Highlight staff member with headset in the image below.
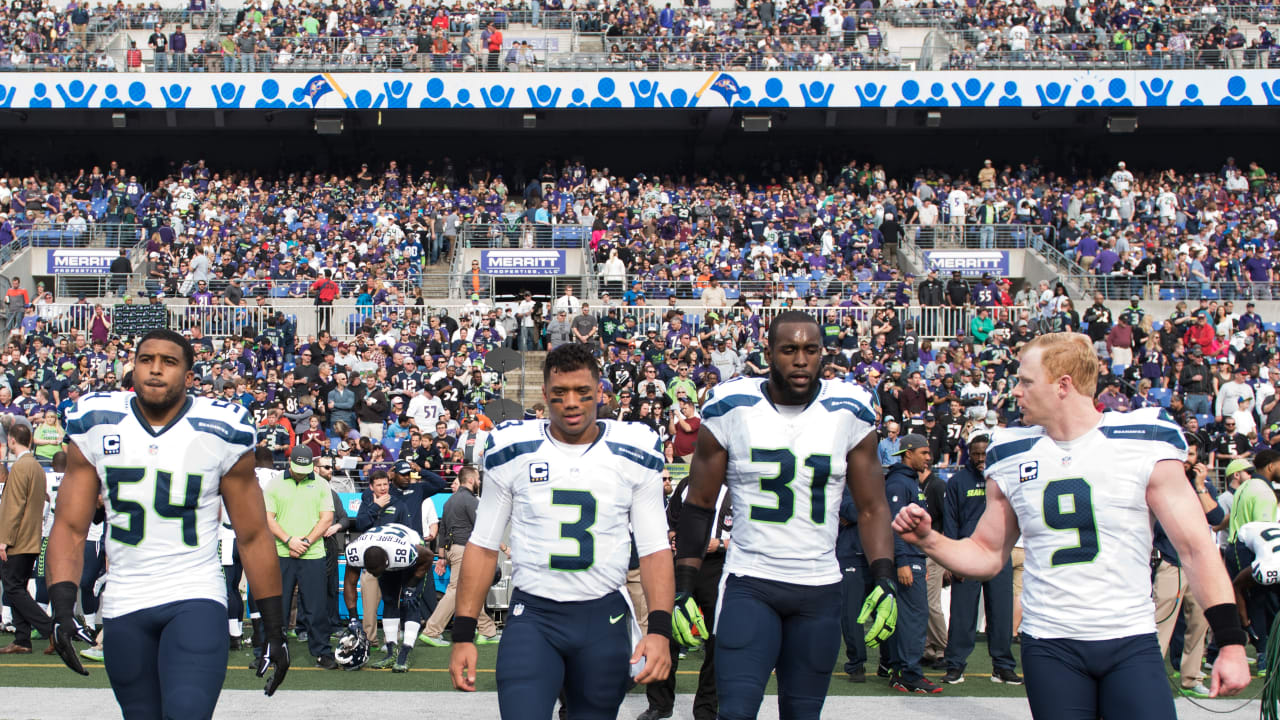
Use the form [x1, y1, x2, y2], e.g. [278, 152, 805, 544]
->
[1152, 435, 1225, 699]
[640, 473, 731, 720]
[940, 431, 1021, 686]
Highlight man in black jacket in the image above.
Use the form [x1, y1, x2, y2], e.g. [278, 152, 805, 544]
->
[354, 372, 390, 442]
[940, 433, 1020, 685]
[918, 269, 946, 337]
[109, 248, 132, 297]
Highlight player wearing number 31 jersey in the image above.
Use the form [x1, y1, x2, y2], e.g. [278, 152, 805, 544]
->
[893, 333, 1249, 720]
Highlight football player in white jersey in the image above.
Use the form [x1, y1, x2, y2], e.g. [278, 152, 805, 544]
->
[45, 329, 290, 718]
[449, 343, 674, 718]
[672, 311, 899, 720]
[893, 332, 1249, 719]
[1230, 521, 1280, 639]
[341, 522, 434, 672]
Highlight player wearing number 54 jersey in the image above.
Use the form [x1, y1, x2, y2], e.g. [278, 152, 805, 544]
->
[45, 330, 290, 720]
[894, 333, 1250, 720]
[673, 312, 900, 720]
[449, 344, 674, 719]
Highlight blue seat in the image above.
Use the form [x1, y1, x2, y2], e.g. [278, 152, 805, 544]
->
[1195, 413, 1214, 429]
[283, 362, 295, 373]
[724, 287, 740, 299]
[1201, 288, 1220, 300]
[1152, 320, 1163, 332]
[1149, 388, 1172, 408]
[1266, 322, 1280, 334]
[1111, 364, 1127, 377]
[1159, 288, 1179, 301]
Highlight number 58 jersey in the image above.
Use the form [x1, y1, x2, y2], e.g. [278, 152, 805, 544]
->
[346, 523, 423, 570]
[700, 379, 878, 586]
[986, 408, 1187, 641]
[65, 392, 257, 619]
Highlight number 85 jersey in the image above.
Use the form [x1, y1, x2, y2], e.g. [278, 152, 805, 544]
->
[701, 379, 877, 586]
[986, 407, 1187, 641]
[65, 391, 257, 619]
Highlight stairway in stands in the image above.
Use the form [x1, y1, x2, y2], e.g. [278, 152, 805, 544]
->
[508, 351, 546, 410]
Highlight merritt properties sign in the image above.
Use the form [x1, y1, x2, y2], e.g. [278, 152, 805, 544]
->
[480, 250, 567, 276]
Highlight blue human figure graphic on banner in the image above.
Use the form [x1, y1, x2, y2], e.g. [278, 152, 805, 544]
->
[592, 77, 622, 107]
[0, 84, 15, 108]
[1221, 75, 1253, 105]
[160, 83, 191, 107]
[800, 80, 834, 106]
[288, 88, 311, 108]
[1075, 85, 1099, 106]
[1181, 84, 1204, 106]
[567, 87, 588, 107]
[1101, 78, 1132, 106]
[383, 80, 411, 108]
[454, 88, 475, 108]
[856, 81, 887, 106]
[30, 83, 52, 107]
[344, 89, 384, 108]
[420, 77, 451, 108]
[758, 77, 789, 106]
[210, 82, 245, 108]
[527, 85, 562, 107]
[924, 82, 949, 106]
[56, 80, 98, 107]
[255, 79, 287, 108]
[895, 80, 925, 106]
[952, 78, 994, 106]
[480, 84, 514, 108]
[998, 81, 1022, 106]
[124, 82, 151, 108]
[629, 79, 659, 107]
[732, 86, 755, 106]
[1262, 79, 1280, 105]
[1034, 82, 1072, 106]
[100, 84, 123, 107]
[1139, 78, 1173, 106]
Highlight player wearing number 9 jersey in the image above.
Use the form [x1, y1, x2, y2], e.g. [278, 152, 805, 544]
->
[893, 332, 1250, 720]
[45, 329, 289, 720]
[673, 311, 899, 720]
[448, 343, 674, 719]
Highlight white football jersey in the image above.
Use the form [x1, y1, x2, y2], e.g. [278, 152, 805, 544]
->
[700, 378, 877, 586]
[345, 523, 423, 571]
[41, 470, 63, 537]
[65, 391, 257, 618]
[1238, 522, 1280, 585]
[986, 407, 1186, 641]
[471, 419, 668, 602]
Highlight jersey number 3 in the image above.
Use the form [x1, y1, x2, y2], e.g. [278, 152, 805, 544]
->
[550, 490, 596, 572]
[750, 448, 831, 524]
[1043, 478, 1099, 566]
[105, 467, 203, 547]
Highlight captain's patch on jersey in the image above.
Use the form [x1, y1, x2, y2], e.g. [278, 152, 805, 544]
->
[529, 462, 549, 483]
[102, 435, 121, 455]
[1018, 461, 1039, 483]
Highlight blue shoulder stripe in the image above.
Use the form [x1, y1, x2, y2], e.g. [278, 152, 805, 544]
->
[65, 410, 127, 437]
[188, 417, 256, 447]
[820, 396, 877, 425]
[1099, 424, 1187, 450]
[702, 394, 761, 420]
[984, 437, 1040, 467]
[606, 441, 666, 473]
[484, 439, 543, 471]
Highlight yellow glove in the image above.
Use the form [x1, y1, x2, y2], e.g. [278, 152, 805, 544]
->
[672, 593, 709, 648]
[857, 578, 898, 648]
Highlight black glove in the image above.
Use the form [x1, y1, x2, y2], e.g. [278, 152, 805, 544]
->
[49, 581, 97, 677]
[254, 595, 290, 697]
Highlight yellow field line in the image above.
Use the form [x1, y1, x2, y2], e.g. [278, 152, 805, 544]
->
[0, 663, 714, 676]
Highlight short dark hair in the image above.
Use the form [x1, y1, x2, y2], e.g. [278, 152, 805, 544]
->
[8, 423, 31, 448]
[364, 546, 389, 575]
[1255, 449, 1280, 472]
[767, 310, 822, 347]
[138, 329, 195, 370]
[543, 343, 601, 383]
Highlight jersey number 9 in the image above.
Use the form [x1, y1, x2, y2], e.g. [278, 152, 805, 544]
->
[1042, 477, 1099, 567]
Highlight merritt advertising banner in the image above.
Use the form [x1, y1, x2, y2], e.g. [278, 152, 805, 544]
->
[481, 250, 567, 276]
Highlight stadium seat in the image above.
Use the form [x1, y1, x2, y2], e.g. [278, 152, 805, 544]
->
[1201, 288, 1220, 300]
[1158, 288, 1179, 301]
[1267, 322, 1280, 335]
[1111, 364, 1126, 377]
[1150, 388, 1172, 407]
[1152, 320, 1163, 331]
[283, 362, 295, 373]
[1195, 414, 1214, 429]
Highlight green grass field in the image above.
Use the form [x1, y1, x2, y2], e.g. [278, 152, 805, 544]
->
[0, 636, 1266, 700]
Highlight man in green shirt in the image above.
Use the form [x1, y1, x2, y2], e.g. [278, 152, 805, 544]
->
[1226, 456, 1277, 543]
[265, 446, 337, 668]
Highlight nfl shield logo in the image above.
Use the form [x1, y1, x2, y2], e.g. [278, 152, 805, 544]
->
[513, 603, 524, 617]
[1061, 456, 1072, 467]
[148, 444, 160, 455]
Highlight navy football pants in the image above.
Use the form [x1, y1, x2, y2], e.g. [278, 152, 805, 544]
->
[496, 588, 633, 720]
[715, 574, 842, 720]
[1021, 632, 1175, 720]
[103, 599, 228, 720]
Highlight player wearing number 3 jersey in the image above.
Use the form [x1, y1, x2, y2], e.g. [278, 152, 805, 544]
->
[46, 329, 289, 720]
[893, 332, 1250, 720]
[673, 312, 899, 720]
[448, 344, 674, 719]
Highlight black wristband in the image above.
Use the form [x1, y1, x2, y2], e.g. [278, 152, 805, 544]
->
[256, 595, 285, 642]
[452, 616, 478, 643]
[49, 581, 79, 623]
[1205, 602, 1248, 647]
[648, 610, 672, 640]
[675, 564, 700, 596]
[869, 558, 896, 581]
[674, 502, 716, 561]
